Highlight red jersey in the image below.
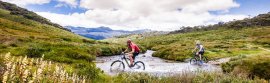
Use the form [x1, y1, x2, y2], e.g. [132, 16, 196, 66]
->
[129, 43, 140, 53]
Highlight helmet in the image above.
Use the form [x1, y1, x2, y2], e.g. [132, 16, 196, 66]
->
[196, 40, 201, 45]
[127, 39, 132, 43]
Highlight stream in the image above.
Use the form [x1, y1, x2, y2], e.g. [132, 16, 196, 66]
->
[95, 50, 223, 76]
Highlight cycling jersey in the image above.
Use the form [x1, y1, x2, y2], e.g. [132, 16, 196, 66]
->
[129, 43, 140, 53]
[196, 44, 204, 52]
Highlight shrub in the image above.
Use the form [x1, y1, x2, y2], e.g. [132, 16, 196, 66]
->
[65, 49, 94, 61]
[82, 39, 96, 44]
[100, 47, 112, 56]
[29, 36, 35, 39]
[221, 54, 270, 80]
[17, 38, 24, 42]
[9, 43, 17, 47]
[26, 45, 48, 58]
[74, 62, 101, 79]
[221, 62, 237, 73]
[0, 44, 7, 49]
[61, 37, 71, 41]
[251, 62, 270, 79]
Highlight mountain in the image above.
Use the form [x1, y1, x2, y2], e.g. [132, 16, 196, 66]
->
[65, 26, 152, 40]
[170, 12, 270, 34]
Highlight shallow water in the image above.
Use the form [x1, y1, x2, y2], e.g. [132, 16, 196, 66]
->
[95, 50, 222, 76]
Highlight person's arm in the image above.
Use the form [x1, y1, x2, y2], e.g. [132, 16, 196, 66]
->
[192, 46, 197, 52]
[129, 48, 135, 54]
[124, 48, 128, 53]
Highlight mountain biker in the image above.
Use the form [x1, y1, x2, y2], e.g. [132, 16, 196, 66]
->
[124, 39, 140, 67]
[192, 40, 205, 64]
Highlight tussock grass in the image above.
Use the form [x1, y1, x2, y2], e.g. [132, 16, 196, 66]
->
[0, 53, 89, 82]
[136, 27, 270, 61]
[111, 71, 268, 83]
[221, 52, 270, 80]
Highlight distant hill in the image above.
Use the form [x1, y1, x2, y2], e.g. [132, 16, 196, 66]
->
[170, 12, 270, 34]
[66, 26, 152, 40]
[0, 1, 69, 31]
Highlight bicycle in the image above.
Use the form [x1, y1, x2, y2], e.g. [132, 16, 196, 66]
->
[190, 52, 208, 65]
[110, 52, 145, 72]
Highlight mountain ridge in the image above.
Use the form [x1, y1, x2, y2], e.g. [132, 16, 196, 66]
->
[66, 26, 152, 40]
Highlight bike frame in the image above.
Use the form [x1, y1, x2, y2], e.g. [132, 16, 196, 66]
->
[193, 52, 202, 60]
[111, 53, 145, 70]
[120, 53, 132, 67]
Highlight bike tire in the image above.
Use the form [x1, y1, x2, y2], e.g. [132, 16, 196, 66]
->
[110, 60, 125, 72]
[202, 56, 208, 63]
[190, 57, 197, 65]
[134, 61, 145, 70]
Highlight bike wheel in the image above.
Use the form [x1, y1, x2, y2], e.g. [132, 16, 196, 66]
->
[202, 56, 208, 63]
[133, 61, 145, 70]
[190, 58, 197, 65]
[110, 60, 125, 72]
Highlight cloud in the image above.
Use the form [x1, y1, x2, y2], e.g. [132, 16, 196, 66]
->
[37, 11, 247, 31]
[79, 0, 240, 15]
[74, 0, 246, 31]
[4, 0, 248, 31]
[2, 0, 51, 6]
[55, 0, 78, 8]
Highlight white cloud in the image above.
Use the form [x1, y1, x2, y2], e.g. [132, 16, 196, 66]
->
[75, 0, 247, 31]
[2, 0, 51, 6]
[4, 0, 248, 31]
[56, 0, 78, 8]
[37, 11, 247, 31]
[79, 0, 240, 16]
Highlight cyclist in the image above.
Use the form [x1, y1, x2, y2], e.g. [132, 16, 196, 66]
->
[124, 39, 140, 67]
[192, 40, 205, 64]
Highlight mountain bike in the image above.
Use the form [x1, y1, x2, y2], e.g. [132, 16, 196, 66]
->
[190, 52, 208, 65]
[110, 52, 145, 72]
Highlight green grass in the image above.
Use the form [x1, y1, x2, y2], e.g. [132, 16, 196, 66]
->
[131, 27, 270, 61]
[0, 9, 125, 80]
[100, 26, 270, 81]
[221, 52, 270, 79]
[109, 72, 268, 83]
[1, 2, 270, 82]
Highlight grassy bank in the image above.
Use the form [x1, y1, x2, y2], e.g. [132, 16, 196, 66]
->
[135, 27, 270, 61]
[221, 51, 270, 80]
[0, 8, 125, 80]
[110, 71, 268, 83]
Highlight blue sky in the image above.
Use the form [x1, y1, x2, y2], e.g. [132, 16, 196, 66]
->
[25, 1, 87, 14]
[210, 0, 270, 16]
[231, 0, 270, 16]
[3, 0, 270, 31]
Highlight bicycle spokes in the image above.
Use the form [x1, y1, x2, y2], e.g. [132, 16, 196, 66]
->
[110, 60, 125, 72]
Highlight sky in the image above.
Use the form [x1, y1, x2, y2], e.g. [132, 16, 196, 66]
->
[2, 0, 270, 31]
